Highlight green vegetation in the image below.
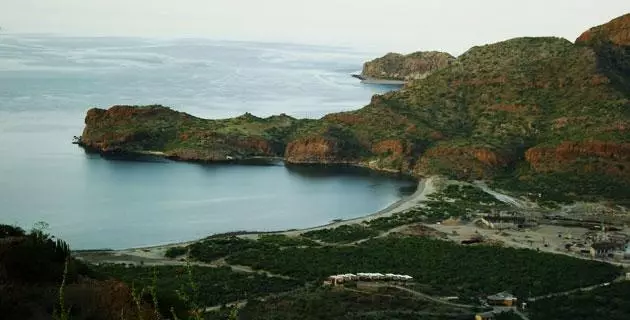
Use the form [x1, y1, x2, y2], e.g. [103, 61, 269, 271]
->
[93, 264, 303, 317]
[492, 172, 630, 206]
[258, 234, 321, 247]
[188, 237, 272, 262]
[188, 235, 320, 263]
[227, 236, 620, 298]
[207, 287, 470, 320]
[0, 223, 79, 284]
[303, 224, 380, 243]
[367, 183, 508, 230]
[529, 282, 630, 320]
[0, 224, 156, 320]
[164, 246, 188, 258]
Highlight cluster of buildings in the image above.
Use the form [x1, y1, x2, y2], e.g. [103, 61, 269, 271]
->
[564, 225, 630, 260]
[324, 272, 413, 286]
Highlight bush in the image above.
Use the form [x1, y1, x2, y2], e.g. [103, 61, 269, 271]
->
[303, 225, 380, 244]
[164, 246, 187, 258]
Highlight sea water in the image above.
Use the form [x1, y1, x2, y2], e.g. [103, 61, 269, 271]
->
[0, 35, 412, 249]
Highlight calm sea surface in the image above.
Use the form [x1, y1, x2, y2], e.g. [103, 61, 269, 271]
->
[0, 35, 413, 249]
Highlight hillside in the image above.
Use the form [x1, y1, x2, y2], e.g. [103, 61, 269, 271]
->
[79, 13, 630, 202]
[0, 225, 159, 320]
[360, 51, 455, 81]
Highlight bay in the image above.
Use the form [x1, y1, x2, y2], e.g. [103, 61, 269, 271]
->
[0, 35, 412, 249]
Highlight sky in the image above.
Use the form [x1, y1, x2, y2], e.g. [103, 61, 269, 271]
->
[1, 0, 629, 55]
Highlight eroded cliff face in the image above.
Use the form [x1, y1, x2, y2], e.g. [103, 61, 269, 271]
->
[576, 13, 630, 92]
[81, 105, 183, 152]
[414, 146, 513, 179]
[284, 128, 368, 164]
[285, 137, 345, 163]
[576, 13, 630, 46]
[361, 51, 455, 81]
[525, 141, 630, 180]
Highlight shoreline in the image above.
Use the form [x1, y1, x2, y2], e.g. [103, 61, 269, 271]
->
[75, 177, 436, 254]
[351, 74, 407, 85]
[83, 147, 417, 180]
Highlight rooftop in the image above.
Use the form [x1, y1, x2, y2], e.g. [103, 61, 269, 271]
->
[487, 291, 517, 301]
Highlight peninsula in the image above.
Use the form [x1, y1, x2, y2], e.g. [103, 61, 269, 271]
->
[79, 13, 630, 203]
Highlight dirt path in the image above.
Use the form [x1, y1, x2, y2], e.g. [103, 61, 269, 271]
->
[75, 251, 295, 280]
[388, 285, 475, 309]
[528, 275, 625, 302]
[475, 181, 533, 209]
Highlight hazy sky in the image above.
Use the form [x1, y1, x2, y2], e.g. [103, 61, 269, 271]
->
[2, 0, 629, 54]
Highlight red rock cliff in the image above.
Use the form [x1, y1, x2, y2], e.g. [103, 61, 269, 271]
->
[576, 13, 630, 45]
[525, 141, 630, 179]
[285, 137, 352, 164]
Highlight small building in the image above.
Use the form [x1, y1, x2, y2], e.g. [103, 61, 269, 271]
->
[625, 272, 630, 281]
[590, 242, 621, 258]
[324, 272, 412, 286]
[324, 273, 357, 286]
[487, 292, 518, 307]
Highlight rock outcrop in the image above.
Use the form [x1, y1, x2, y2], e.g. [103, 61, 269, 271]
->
[79, 13, 630, 200]
[576, 13, 630, 46]
[80, 105, 300, 161]
[361, 51, 455, 81]
[525, 141, 630, 178]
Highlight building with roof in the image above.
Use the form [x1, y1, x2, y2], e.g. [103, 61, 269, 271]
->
[487, 292, 518, 307]
[590, 242, 623, 258]
[323, 272, 412, 286]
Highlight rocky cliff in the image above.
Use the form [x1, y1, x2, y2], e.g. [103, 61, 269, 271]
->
[361, 51, 455, 81]
[80, 105, 306, 161]
[79, 14, 630, 201]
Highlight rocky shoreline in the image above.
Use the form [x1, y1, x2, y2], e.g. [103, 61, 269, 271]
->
[77, 143, 417, 180]
[351, 74, 406, 85]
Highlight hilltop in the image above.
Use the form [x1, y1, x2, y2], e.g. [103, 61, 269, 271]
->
[79, 14, 630, 203]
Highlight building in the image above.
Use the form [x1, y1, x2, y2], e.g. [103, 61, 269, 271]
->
[626, 272, 630, 281]
[324, 274, 357, 286]
[590, 242, 622, 258]
[323, 272, 412, 286]
[487, 292, 518, 307]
